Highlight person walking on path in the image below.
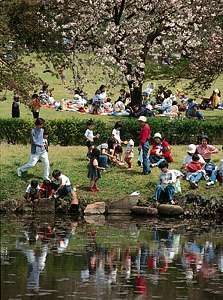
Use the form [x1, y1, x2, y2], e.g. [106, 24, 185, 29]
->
[17, 118, 50, 180]
[138, 116, 151, 175]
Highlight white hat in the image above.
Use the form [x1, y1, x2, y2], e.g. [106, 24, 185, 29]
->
[138, 116, 147, 122]
[187, 144, 196, 154]
[214, 89, 219, 93]
[154, 132, 162, 139]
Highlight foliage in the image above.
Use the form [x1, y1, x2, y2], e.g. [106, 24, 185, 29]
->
[1, 0, 223, 104]
[0, 0, 40, 101]
[1, 117, 223, 146]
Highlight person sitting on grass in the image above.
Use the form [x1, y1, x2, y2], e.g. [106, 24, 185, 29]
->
[24, 179, 40, 203]
[150, 133, 173, 168]
[182, 144, 205, 170]
[196, 135, 219, 162]
[88, 148, 105, 192]
[185, 154, 204, 189]
[186, 99, 204, 120]
[155, 161, 182, 205]
[51, 170, 79, 212]
[216, 158, 223, 185]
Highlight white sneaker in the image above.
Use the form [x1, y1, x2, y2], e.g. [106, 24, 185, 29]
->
[206, 181, 215, 186]
[190, 181, 198, 188]
[17, 168, 22, 177]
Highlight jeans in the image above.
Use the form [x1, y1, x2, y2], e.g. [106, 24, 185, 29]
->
[142, 141, 150, 174]
[20, 150, 50, 179]
[155, 185, 175, 203]
[208, 170, 217, 182]
[188, 172, 203, 183]
[149, 155, 166, 166]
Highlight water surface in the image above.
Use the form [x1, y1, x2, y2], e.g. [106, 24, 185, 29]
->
[1, 214, 223, 299]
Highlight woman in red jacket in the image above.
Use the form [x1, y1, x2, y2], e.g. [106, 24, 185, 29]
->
[149, 133, 173, 167]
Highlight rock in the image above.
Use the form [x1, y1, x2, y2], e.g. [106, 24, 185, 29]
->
[84, 215, 106, 225]
[158, 204, 184, 216]
[107, 196, 139, 214]
[131, 206, 158, 216]
[84, 202, 106, 215]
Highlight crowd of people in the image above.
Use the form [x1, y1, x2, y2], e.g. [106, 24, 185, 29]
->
[11, 83, 222, 120]
[16, 115, 222, 210]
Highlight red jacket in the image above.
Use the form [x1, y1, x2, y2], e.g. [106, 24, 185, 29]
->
[139, 123, 151, 146]
[150, 139, 173, 162]
[186, 161, 202, 173]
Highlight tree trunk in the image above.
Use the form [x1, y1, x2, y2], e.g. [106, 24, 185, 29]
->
[128, 83, 143, 107]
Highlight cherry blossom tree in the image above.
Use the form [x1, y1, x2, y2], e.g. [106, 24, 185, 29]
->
[1, 0, 223, 104]
[38, 0, 223, 104]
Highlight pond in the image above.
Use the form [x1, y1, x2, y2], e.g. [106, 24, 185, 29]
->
[1, 214, 223, 300]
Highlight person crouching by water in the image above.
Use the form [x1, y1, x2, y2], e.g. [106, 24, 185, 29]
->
[88, 148, 105, 192]
[155, 161, 182, 205]
[24, 179, 40, 203]
[51, 170, 79, 213]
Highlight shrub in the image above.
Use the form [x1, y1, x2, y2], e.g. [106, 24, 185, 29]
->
[0, 117, 223, 145]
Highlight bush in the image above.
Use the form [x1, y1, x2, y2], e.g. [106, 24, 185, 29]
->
[0, 117, 223, 145]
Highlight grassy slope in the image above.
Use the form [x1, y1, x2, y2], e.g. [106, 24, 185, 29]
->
[0, 55, 223, 120]
[1, 144, 222, 203]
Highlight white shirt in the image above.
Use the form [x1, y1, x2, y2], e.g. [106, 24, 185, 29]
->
[159, 170, 182, 188]
[112, 128, 121, 144]
[26, 184, 40, 193]
[58, 174, 71, 186]
[85, 129, 94, 142]
[125, 139, 134, 157]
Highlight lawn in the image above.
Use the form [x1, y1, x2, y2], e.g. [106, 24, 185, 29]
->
[0, 144, 222, 204]
[0, 55, 223, 121]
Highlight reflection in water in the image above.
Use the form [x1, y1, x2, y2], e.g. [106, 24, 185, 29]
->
[1, 215, 223, 300]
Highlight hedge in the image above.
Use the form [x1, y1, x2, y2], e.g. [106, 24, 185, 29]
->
[0, 117, 223, 145]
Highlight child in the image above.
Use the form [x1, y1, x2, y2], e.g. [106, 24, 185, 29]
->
[17, 118, 50, 180]
[25, 179, 40, 202]
[84, 120, 100, 157]
[11, 95, 20, 118]
[39, 179, 52, 198]
[51, 170, 79, 211]
[182, 144, 205, 169]
[155, 161, 182, 205]
[88, 148, 105, 192]
[124, 138, 134, 170]
[30, 93, 41, 119]
[43, 131, 49, 152]
[185, 154, 204, 188]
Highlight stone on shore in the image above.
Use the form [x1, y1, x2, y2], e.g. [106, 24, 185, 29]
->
[107, 196, 139, 214]
[158, 204, 184, 216]
[84, 202, 106, 215]
[131, 206, 158, 216]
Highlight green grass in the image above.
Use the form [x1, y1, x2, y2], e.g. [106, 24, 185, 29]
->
[0, 144, 222, 203]
[0, 54, 223, 121]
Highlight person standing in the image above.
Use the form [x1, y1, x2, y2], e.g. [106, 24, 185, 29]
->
[30, 94, 41, 119]
[17, 118, 50, 180]
[11, 95, 20, 118]
[138, 116, 151, 175]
